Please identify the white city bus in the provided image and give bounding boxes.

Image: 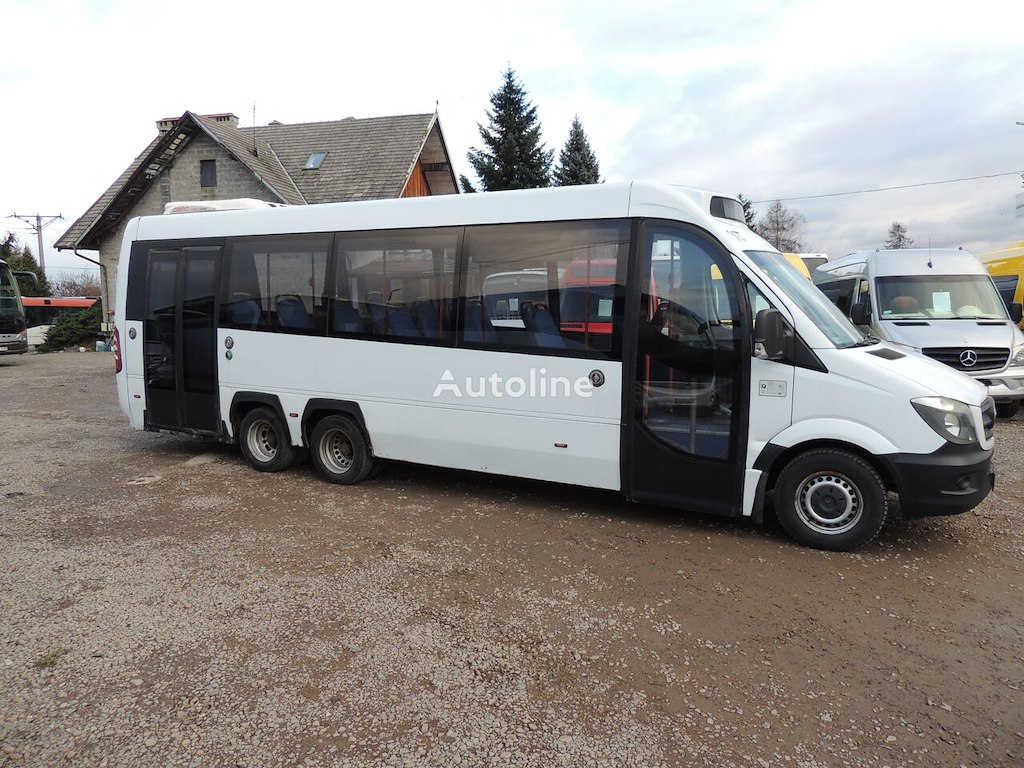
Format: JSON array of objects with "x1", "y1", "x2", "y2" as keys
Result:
[{"x1": 113, "y1": 182, "x2": 995, "y2": 551}]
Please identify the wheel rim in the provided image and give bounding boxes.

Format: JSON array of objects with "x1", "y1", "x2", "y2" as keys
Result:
[
  {"x1": 246, "y1": 419, "x2": 278, "y2": 463},
  {"x1": 794, "y1": 471, "x2": 862, "y2": 535},
  {"x1": 318, "y1": 428, "x2": 354, "y2": 475}
]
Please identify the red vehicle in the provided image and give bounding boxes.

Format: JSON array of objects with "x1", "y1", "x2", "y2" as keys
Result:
[
  {"x1": 559, "y1": 258, "x2": 618, "y2": 337},
  {"x1": 22, "y1": 296, "x2": 97, "y2": 328}
]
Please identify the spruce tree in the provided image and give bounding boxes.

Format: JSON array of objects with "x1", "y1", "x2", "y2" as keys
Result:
[
  {"x1": 466, "y1": 67, "x2": 553, "y2": 191},
  {"x1": 1, "y1": 232, "x2": 50, "y2": 296},
  {"x1": 737, "y1": 194, "x2": 757, "y2": 229},
  {"x1": 553, "y1": 116, "x2": 601, "y2": 186}
]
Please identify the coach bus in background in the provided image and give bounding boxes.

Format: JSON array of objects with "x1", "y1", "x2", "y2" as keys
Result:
[
  {"x1": 23, "y1": 296, "x2": 98, "y2": 328},
  {"x1": 21, "y1": 296, "x2": 98, "y2": 347},
  {"x1": 0, "y1": 259, "x2": 31, "y2": 355},
  {"x1": 113, "y1": 183, "x2": 996, "y2": 551}
]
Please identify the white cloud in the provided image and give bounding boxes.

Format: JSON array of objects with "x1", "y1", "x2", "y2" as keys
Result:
[{"x1": 2, "y1": 0, "x2": 1022, "y2": 272}]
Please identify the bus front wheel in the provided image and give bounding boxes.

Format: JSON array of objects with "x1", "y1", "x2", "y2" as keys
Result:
[
  {"x1": 310, "y1": 415, "x2": 374, "y2": 484},
  {"x1": 774, "y1": 449, "x2": 887, "y2": 551},
  {"x1": 239, "y1": 407, "x2": 298, "y2": 472}
]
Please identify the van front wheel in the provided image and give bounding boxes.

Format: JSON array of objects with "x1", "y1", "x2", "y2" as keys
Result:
[
  {"x1": 774, "y1": 449, "x2": 887, "y2": 551},
  {"x1": 995, "y1": 401, "x2": 1019, "y2": 419}
]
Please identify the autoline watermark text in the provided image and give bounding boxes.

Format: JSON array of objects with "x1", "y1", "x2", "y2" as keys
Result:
[{"x1": 433, "y1": 368, "x2": 594, "y2": 398}]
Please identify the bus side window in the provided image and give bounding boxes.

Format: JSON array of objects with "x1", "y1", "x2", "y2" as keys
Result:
[
  {"x1": 459, "y1": 219, "x2": 630, "y2": 358},
  {"x1": 331, "y1": 228, "x2": 459, "y2": 343},
  {"x1": 222, "y1": 235, "x2": 329, "y2": 333}
]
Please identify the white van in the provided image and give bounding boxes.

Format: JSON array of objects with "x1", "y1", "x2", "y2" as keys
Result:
[{"x1": 814, "y1": 248, "x2": 1024, "y2": 417}]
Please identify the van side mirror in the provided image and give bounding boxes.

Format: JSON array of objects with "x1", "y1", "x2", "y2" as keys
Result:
[
  {"x1": 1009, "y1": 302, "x2": 1023, "y2": 324},
  {"x1": 849, "y1": 302, "x2": 870, "y2": 325},
  {"x1": 754, "y1": 308, "x2": 785, "y2": 360}
]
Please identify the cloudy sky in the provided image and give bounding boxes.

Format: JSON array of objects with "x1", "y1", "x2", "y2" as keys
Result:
[{"x1": 2, "y1": 0, "x2": 1022, "y2": 276}]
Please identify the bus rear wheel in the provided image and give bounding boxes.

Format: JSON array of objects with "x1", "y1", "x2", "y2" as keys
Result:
[
  {"x1": 774, "y1": 448, "x2": 887, "y2": 551},
  {"x1": 239, "y1": 407, "x2": 298, "y2": 472},
  {"x1": 310, "y1": 415, "x2": 374, "y2": 484}
]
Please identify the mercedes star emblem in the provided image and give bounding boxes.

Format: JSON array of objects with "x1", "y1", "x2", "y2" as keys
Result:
[{"x1": 959, "y1": 349, "x2": 978, "y2": 367}]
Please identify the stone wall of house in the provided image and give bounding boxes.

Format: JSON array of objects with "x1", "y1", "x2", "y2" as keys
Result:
[{"x1": 97, "y1": 134, "x2": 284, "y2": 322}]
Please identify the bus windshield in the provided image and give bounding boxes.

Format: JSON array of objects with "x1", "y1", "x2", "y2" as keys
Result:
[
  {"x1": 1, "y1": 261, "x2": 25, "y2": 318},
  {"x1": 745, "y1": 250, "x2": 865, "y2": 349},
  {"x1": 876, "y1": 275, "x2": 1006, "y2": 320},
  {"x1": 0, "y1": 260, "x2": 29, "y2": 355}
]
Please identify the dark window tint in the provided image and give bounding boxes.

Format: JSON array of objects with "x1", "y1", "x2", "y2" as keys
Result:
[
  {"x1": 817, "y1": 277, "x2": 858, "y2": 316},
  {"x1": 221, "y1": 235, "x2": 330, "y2": 333},
  {"x1": 330, "y1": 228, "x2": 459, "y2": 341},
  {"x1": 992, "y1": 275, "x2": 1019, "y2": 308},
  {"x1": 200, "y1": 160, "x2": 217, "y2": 188},
  {"x1": 458, "y1": 219, "x2": 630, "y2": 358}
]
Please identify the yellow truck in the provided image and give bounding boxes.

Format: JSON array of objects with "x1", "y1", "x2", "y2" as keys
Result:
[{"x1": 978, "y1": 241, "x2": 1024, "y2": 330}]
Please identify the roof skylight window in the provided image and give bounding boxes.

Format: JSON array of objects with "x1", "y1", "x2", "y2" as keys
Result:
[{"x1": 304, "y1": 151, "x2": 327, "y2": 170}]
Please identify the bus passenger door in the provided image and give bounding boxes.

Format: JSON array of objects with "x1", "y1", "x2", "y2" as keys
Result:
[
  {"x1": 624, "y1": 224, "x2": 748, "y2": 516},
  {"x1": 143, "y1": 247, "x2": 221, "y2": 434}
]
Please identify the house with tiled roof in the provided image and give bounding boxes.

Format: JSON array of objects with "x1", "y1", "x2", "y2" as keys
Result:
[{"x1": 55, "y1": 110, "x2": 458, "y2": 320}]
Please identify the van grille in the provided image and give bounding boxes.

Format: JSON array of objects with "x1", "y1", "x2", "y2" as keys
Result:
[{"x1": 922, "y1": 347, "x2": 1009, "y2": 371}]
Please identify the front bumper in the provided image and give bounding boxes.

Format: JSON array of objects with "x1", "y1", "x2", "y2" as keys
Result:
[
  {"x1": 883, "y1": 442, "x2": 994, "y2": 519},
  {"x1": 976, "y1": 364, "x2": 1024, "y2": 401},
  {"x1": 0, "y1": 336, "x2": 28, "y2": 355}
]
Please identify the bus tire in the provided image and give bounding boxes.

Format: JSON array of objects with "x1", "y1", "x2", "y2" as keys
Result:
[
  {"x1": 239, "y1": 407, "x2": 298, "y2": 472},
  {"x1": 774, "y1": 448, "x2": 887, "y2": 551},
  {"x1": 310, "y1": 415, "x2": 373, "y2": 484}
]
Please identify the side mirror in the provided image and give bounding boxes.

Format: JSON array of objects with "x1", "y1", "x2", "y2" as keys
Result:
[
  {"x1": 1009, "y1": 302, "x2": 1023, "y2": 324},
  {"x1": 754, "y1": 308, "x2": 785, "y2": 360},
  {"x1": 849, "y1": 302, "x2": 870, "y2": 325},
  {"x1": 12, "y1": 270, "x2": 40, "y2": 290}
]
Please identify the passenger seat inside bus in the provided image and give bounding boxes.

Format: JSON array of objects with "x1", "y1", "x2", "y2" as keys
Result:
[
  {"x1": 521, "y1": 301, "x2": 566, "y2": 348},
  {"x1": 331, "y1": 301, "x2": 363, "y2": 334},
  {"x1": 385, "y1": 307, "x2": 422, "y2": 338},
  {"x1": 464, "y1": 298, "x2": 497, "y2": 343},
  {"x1": 230, "y1": 297, "x2": 263, "y2": 329},
  {"x1": 276, "y1": 295, "x2": 314, "y2": 329},
  {"x1": 413, "y1": 299, "x2": 441, "y2": 339}
]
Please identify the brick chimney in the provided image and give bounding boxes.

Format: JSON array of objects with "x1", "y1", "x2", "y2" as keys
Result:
[{"x1": 156, "y1": 113, "x2": 239, "y2": 134}]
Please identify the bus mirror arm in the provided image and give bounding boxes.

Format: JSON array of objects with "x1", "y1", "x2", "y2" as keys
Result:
[
  {"x1": 1009, "y1": 302, "x2": 1023, "y2": 324},
  {"x1": 754, "y1": 308, "x2": 785, "y2": 361}
]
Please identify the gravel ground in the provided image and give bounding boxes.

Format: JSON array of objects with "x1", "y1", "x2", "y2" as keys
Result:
[{"x1": 1, "y1": 351, "x2": 1022, "y2": 767}]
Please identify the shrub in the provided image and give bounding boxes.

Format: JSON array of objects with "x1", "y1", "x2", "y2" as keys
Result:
[{"x1": 38, "y1": 304, "x2": 103, "y2": 352}]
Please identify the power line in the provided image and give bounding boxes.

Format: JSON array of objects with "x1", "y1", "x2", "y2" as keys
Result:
[
  {"x1": 6, "y1": 212, "x2": 63, "y2": 272},
  {"x1": 753, "y1": 169, "x2": 1024, "y2": 204}
]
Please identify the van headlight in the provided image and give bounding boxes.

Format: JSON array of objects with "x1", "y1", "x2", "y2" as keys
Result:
[
  {"x1": 1010, "y1": 342, "x2": 1024, "y2": 367},
  {"x1": 912, "y1": 397, "x2": 978, "y2": 444}
]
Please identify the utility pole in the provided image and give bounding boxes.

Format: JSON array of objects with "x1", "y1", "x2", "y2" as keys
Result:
[{"x1": 6, "y1": 213, "x2": 63, "y2": 272}]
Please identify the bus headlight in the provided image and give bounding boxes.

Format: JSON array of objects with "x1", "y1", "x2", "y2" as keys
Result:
[{"x1": 912, "y1": 397, "x2": 978, "y2": 445}]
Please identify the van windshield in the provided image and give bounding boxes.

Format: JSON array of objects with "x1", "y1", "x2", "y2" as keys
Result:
[
  {"x1": 876, "y1": 275, "x2": 1006, "y2": 320},
  {"x1": 746, "y1": 250, "x2": 865, "y2": 348}
]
